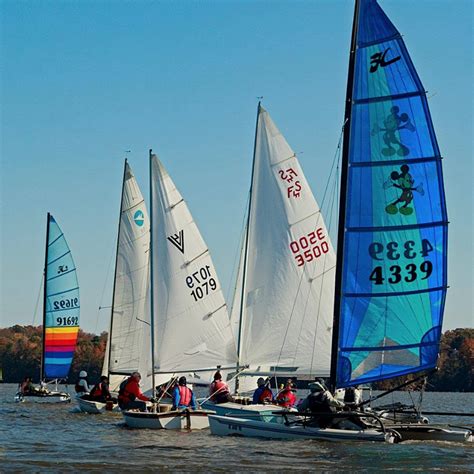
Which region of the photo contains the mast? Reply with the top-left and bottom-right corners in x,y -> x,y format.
329,0 -> 360,394
149,149 -> 156,398
41,212 -> 50,382
235,101 -> 261,392
106,159 -> 128,376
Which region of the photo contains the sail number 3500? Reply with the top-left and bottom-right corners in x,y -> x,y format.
185,265 -> 217,301
290,228 -> 330,266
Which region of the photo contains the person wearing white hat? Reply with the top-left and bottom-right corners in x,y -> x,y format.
75,370 -> 91,394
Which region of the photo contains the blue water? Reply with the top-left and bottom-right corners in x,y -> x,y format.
1,384 -> 472,472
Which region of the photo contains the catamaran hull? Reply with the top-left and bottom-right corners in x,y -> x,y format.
15,391 -> 71,404
122,409 -> 213,430
201,401 -> 284,421
385,424 -> 473,443
208,415 -> 395,443
76,396 -> 120,414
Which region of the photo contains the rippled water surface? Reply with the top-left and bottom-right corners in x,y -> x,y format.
1,384 -> 472,472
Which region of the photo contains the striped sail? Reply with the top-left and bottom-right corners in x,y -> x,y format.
336,0 -> 448,387
43,214 -> 80,380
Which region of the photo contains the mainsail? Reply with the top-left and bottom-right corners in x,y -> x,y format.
42,214 -> 80,380
334,0 -> 448,387
232,105 -> 336,376
150,154 -> 237,373
103,160 -> 152,392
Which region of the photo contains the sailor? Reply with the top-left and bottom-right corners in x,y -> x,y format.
209,371 -> 233,404
89,375 -> 115,403
172,376 -> 197,410
75,370 -> 91,394
343,385 -> 363,409
118,372 -> 153,411
276,379 -> 297,408
20,376 -> 36,394
298,380 -> 344,428
252,377 -> 274,404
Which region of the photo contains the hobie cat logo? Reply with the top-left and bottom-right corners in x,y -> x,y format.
133,210 -> 145,227
167,230 -> 185,254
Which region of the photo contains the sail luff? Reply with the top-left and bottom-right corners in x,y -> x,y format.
149,149 -> 156,397
330,0 -> 361,393
41,212 -> 51,382
236,102 -> 261,387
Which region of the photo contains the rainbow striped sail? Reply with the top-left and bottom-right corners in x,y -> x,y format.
335,0 -> 448,387
42,214 -> 80,380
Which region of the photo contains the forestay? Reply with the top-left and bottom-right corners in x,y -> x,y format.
150,155 -> 237,373
103,161 -> 152,392
43,214 -> 80,380
232,106 -> 336,376
336,0 -> 448,387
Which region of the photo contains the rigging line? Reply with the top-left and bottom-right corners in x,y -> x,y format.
32,274 -> 44,326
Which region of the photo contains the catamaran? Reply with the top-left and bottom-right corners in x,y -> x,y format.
15,213 -> 79,403
209,0 -> 472,443
121,151 -> 238,429
77,160 -> 154,414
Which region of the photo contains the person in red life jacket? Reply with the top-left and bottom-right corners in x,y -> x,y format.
89,376 -> 116,403
172,376 -> 197,410
118,372 -> 152,411
276,379 -> 297,408
209,371 -> 234,404
252,377 -> 274,404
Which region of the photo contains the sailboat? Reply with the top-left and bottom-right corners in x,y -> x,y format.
203,104 -> 337,420
15,213 -> 79,403
122,151 -> 238,429
209,0 -> 472,443
77,160 -> 153,414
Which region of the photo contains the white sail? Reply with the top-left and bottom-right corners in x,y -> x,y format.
103,161 -> 152,392
150,155 -> 237,373
235,105 -> 336,376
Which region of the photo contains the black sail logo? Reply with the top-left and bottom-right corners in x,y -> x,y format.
167,230 -> 185,253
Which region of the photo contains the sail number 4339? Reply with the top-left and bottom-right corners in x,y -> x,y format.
368,239 -> 434,285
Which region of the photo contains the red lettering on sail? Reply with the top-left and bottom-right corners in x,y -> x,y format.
290,228 -> 330,266
278,168 -> 302,199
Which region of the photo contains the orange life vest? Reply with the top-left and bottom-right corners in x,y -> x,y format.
178,385 -> 192,406
210,380 -> 229,398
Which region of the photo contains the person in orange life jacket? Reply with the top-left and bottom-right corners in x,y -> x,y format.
172,376 -> 197,410
89,376 -> 116,403
75,370 -> 91,394
276,379 -> 297,408
118,372 -> 152,411
209,371 -> 234,404
252,377 -> 274,404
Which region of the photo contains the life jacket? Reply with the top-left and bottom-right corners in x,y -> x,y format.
178,385 -> 192,407
210,380 -> 229,398
118,378 -> 136,405
276,388 -> 296,407
344,388 -> 356,404
75,380 -> 87,393
258,387 -> 273,403
90,382 -> 106,399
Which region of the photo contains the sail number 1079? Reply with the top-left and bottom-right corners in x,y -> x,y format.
185,265 -> 217,301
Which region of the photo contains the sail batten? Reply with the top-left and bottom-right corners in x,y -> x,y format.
43,214 -> 80,380
335,0 -> 448,388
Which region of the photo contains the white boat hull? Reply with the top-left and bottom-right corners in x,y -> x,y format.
201,401 -> 284,421
15,391 -> 71,404
123,408 -> 212,430
208,415 -> 395,443
386,424 -> 473,443
76,396 -> 120,414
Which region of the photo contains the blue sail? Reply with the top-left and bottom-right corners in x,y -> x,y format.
337,0 -> 448,387
43,215 -> 80,380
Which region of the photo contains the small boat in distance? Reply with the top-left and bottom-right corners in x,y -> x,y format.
16,213 -> 79,403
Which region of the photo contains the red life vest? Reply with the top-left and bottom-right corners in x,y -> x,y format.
210,380 -> 229,399
259,387 -> 273,403
118,378 -> 136,404
276,389 -> 297,407
178,385 -> 192,407
90,382 -> 106,399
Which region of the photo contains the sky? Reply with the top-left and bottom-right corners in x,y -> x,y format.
1,0 -> 472,334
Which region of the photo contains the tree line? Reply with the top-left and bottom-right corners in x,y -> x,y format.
0,325 -> 472,391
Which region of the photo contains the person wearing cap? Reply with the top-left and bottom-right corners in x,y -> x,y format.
118,372 -> 152,411
276,379 -> 297,408
75,370 -> 91,394
209,371 -> 233,404
172,376 -> 197,410
252,377 -> 274,404
298,380 -> 344,428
